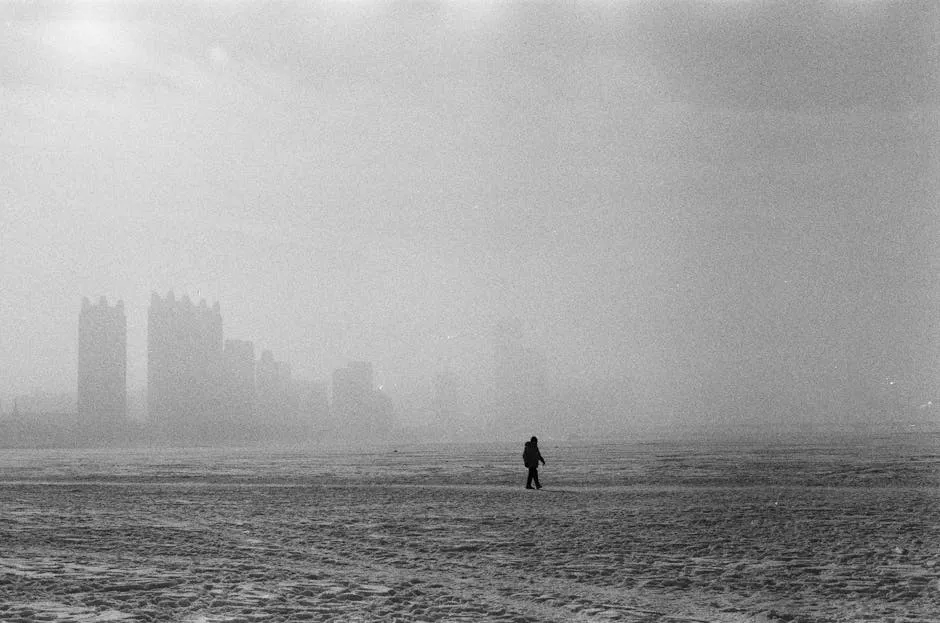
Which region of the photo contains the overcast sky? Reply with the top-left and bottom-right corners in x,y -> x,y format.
1,1 -> 937,427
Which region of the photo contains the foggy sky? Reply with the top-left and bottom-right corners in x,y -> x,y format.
1,1 -> 938,428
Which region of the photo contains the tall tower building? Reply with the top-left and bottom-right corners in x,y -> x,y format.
78,296 -> 127,425
147,291 -> 223,438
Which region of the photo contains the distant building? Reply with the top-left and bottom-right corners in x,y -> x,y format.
78,296 -> 126,425
147,291 -> 223,438
256,349 -> 278,419
276,362 -> 302,421
303,380 -> 330,429
332,361 -> 391,438
17,389 -> 77,417
332,362 -> 373,422
222,339 -> 256,423
255,349 -> 299,424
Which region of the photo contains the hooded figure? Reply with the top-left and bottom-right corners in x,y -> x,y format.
522,436 -> 545,489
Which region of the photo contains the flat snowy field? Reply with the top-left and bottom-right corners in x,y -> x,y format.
0,436 -> 938,622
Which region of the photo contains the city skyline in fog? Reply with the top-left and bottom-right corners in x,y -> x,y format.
2,1 -> 938,432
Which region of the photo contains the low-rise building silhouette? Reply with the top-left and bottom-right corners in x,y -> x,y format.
332,361 -> 392,438
223,339 -> 256,424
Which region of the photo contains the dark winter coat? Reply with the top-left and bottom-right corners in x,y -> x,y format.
523,442 -> 544,469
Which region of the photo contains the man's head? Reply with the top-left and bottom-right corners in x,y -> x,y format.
530,436 -> 538,445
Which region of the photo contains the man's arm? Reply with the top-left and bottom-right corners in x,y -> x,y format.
539,452 -> 546,466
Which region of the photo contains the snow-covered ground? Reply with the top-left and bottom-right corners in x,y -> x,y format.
0,436 -> 937,622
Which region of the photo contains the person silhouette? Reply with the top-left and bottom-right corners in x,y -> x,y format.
522,436 -> 545,489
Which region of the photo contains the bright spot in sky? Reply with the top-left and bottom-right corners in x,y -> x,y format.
43,19 -> 129,64
209,46 -> 229,66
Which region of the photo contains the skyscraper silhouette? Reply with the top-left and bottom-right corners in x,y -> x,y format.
147,291 -> 223,440
78,296 -> 127,426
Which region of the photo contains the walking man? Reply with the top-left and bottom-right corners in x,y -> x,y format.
523,436 -> 546,489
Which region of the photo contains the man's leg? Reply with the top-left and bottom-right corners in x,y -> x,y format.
526,468 -> 535,488
533,468 -> 541,489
